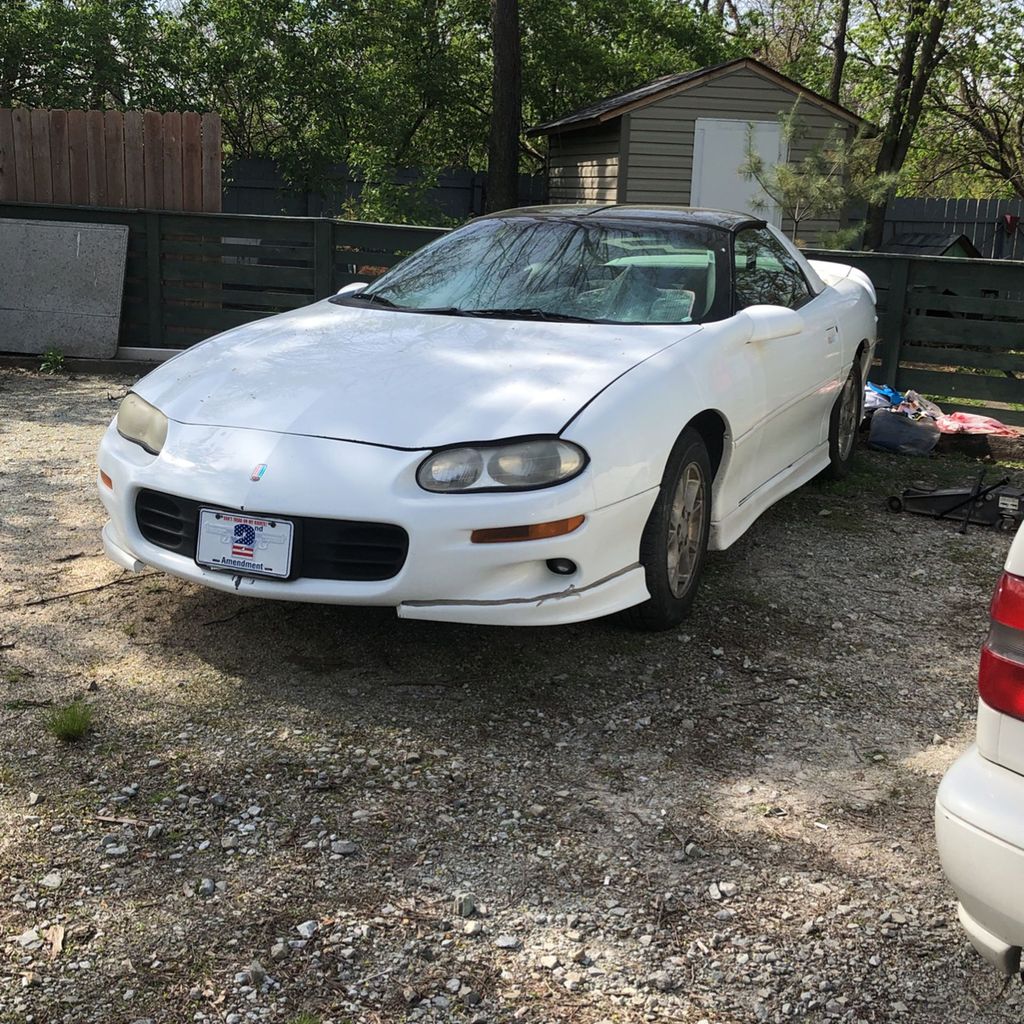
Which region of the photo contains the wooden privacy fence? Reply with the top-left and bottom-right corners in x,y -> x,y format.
0,202 -> 444,350
0,199 -> 1021,426
0,109 -> 221,211
808,248 -> 1024,425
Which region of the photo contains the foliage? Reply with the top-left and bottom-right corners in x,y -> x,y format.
0,0 -> 737,222
4,0 -> 1024,218
39,348 -> 64,374
924,0 -> 1024,199
45,701 -> 93,742
739,106 -> 890,242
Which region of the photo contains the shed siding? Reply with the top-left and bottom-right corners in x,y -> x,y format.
622,66 -> 851,244
547,122 -> 620,203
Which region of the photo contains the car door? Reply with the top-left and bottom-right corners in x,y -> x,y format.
733,227 -> 840,489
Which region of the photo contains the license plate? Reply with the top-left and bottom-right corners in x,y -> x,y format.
195,509 -> 294,578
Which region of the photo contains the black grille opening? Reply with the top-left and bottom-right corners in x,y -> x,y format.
135,490 -> 196,554
134,489 -> 408,582
303,518 -> 409,582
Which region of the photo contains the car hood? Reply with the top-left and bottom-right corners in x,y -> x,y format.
135,299 -> 702,449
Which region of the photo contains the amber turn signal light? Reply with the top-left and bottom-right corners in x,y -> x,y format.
100,470 -> 113,490
470,515 -> 585,544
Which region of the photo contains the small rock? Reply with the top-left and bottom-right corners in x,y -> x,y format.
296,920 -> 318,939
270,941 -> 288,961
453,893 -> 477,917
330,840 -> 359,856
649,971 -> 676,992
39,871 -> 63,889
464,921 -> 483,936
495,934 -> 521,950
198,878 -> 216,897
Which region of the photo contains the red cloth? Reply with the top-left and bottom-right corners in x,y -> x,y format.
935,411 -> 1019,437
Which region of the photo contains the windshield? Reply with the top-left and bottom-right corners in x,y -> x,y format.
346,216 -> 732,325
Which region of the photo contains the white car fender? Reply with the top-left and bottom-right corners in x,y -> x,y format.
564,316 -> 753,514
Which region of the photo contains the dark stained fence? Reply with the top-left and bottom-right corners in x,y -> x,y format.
809,248 -> 1024,425
0,202 -> 446,350
883,198 -> 1024,261
0,110 -> 221,212
2,197 -> 1021,427
223,157 -> 547,220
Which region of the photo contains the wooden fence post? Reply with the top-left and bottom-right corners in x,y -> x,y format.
314,218 -> 333,298
881,257 -> 910,387
146,211 -> 162,348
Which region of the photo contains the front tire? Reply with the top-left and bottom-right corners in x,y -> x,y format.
623,428 -> 712,631
825,360 -> 862,480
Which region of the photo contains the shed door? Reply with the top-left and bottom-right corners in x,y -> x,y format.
691,118 -> 785,227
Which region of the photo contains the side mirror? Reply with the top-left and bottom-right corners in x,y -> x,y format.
741,304 -> 803,343
335,282 -> 368,297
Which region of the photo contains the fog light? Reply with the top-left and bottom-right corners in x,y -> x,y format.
546,558 -> 577,576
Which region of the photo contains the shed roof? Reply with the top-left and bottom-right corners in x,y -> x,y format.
528,57 -> 869,136
879,232 -> 982,258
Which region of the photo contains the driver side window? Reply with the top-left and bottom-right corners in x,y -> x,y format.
733,229 -> 812,311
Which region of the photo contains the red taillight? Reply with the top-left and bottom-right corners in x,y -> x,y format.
991,571 -> 1024,629
979,571 -> 1024,720
979,645 -> 1024,720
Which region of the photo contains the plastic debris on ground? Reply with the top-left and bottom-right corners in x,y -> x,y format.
862,382 -> 1018,455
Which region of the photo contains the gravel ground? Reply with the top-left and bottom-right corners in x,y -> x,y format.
2,365 -> 1024,1024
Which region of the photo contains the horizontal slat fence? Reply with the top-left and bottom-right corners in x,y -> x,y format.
808,248 -> 1024,425
0,202 -> 446,350
0,110 -> 221,211
1,199 -> 1020,427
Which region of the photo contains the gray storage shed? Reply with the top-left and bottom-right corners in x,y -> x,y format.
529,58 -> 868,244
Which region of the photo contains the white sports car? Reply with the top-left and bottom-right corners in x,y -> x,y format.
97,205 -> 876,628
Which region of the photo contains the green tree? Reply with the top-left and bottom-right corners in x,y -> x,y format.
739,105 -> 888,242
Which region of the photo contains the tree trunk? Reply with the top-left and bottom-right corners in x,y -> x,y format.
862,198 -> 889,250
485,0 -> 521,213
828,0 -> 850,104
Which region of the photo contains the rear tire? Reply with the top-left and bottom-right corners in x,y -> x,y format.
825,360 -> 862,480
622,428 -> 712,631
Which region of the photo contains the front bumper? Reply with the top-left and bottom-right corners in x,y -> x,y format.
97,420 -> 656,625
935,744 -> 1024,973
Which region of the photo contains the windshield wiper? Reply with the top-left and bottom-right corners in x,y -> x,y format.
331,296 -> 602,323
329,292 -> 405,309
460,307 -> 596,323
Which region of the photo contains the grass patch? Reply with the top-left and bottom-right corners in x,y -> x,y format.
39,348 -> 65,374
44,701 -> 93,742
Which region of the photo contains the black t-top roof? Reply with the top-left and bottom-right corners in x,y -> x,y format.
479,203 -> 767,233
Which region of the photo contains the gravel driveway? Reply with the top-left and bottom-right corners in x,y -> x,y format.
2,366 -> 1022,1024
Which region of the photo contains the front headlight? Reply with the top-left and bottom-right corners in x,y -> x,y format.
416,439 -> 587,493
116,393 -> 168,455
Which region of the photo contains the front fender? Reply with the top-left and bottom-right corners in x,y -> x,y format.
562,318 -> 752,512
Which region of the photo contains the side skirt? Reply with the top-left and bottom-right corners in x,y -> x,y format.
709,443 -> 830,551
